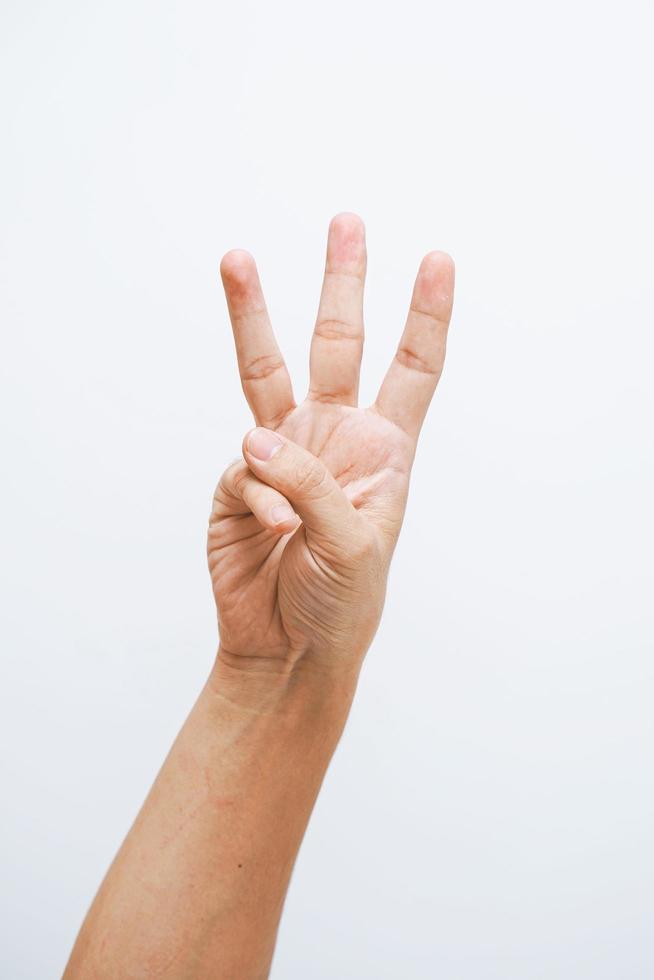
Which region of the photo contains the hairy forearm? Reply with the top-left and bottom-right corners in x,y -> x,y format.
64,653 -> 359,980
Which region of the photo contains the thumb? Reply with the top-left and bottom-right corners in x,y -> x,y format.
242,427 -> 365,558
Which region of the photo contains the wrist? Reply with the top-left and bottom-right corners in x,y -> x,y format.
207,645 -> 361,722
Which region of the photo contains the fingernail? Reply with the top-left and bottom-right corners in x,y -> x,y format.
271,503 -> 296,526
247,428 -> 283,461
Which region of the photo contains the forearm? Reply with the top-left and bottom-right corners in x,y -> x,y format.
64,214 -> 454,978
64,652 -> 359,980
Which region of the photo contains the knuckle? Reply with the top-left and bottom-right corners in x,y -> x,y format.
293,456 -> 329,497
231,464 -> 250,495
395,344 -> 443,377
217,460 -> 247,498
240,353 -> 286,383
313,317 -> 362,342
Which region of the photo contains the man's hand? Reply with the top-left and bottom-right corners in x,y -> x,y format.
209,213 -> 455,676
64,215 -> 455,980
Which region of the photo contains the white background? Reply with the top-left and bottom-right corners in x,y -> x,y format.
1,1 -> 653,977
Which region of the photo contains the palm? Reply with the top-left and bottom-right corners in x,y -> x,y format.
209,214 -> 454,663
278,399 -> 412,508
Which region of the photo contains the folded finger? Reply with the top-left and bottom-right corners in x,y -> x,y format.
241,427 -> 368,561
211,460 -> 300,534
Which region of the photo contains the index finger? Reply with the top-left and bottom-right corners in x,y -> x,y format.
220,249 -> 296,429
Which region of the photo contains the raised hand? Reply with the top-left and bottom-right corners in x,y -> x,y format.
64,214 -> 455,980
209,213 -> 454,676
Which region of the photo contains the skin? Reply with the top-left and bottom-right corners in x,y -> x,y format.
63,213 -> 455,979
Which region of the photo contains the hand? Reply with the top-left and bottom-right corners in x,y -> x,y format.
208,214 -> 454,678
